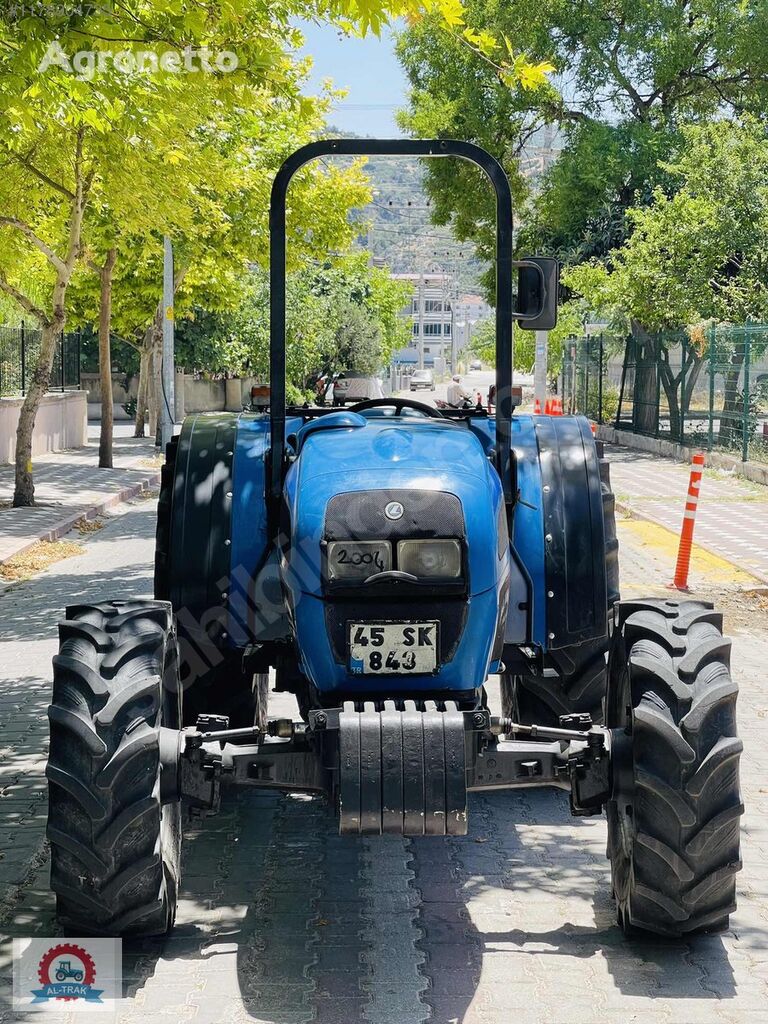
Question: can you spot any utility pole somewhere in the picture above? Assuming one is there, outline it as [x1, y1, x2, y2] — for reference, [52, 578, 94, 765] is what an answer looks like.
[159, 235, 175, 450]
[417, 272, 425, 370]
[534, 329, 548, 412]
[450, 306, 457, 373]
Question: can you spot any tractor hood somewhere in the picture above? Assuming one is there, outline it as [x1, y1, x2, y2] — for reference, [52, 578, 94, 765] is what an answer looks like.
[280, 413, 511, 697]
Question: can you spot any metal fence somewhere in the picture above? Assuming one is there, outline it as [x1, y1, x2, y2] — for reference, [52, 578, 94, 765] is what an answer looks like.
[0, 322, 81, 397]
[561, 325, 768, 464]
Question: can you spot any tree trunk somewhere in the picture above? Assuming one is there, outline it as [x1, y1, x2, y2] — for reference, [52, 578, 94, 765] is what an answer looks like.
[134, 342, 150, 437]
[98, 249, 117, 468]
[630, 322, 659, 435]
[10, 129, 90, 506]
[133, 262, 187, 441]
[718, 347, 745, 449]
[13, 318, 63, 506]
[658, 359, 681, 440]
[683, 355, 704, 411]
[151, 322, 163, 443]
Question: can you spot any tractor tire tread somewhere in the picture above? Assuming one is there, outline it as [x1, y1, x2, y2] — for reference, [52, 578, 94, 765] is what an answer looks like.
[610, 598, 742, 937]
[47, 600, 180, 937]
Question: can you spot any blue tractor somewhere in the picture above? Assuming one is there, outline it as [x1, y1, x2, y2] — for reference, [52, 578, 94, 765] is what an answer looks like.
[46, 140, 742, 940]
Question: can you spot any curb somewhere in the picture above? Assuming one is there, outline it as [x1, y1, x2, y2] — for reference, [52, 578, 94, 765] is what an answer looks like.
[0, 471, 161, 566]
[615, 498, 768, 587]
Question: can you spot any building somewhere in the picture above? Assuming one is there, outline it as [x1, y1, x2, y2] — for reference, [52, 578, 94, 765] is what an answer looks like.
[392, 271, 455, 370]
[452, 293, 492, 354]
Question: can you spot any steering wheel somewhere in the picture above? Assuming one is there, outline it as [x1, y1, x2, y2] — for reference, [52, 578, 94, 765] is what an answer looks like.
[349, 397, 444, 418]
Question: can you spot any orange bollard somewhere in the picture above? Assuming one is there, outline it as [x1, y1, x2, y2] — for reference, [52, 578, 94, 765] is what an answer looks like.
[669, 453, 706, 591]
[534, 397, 542, 414]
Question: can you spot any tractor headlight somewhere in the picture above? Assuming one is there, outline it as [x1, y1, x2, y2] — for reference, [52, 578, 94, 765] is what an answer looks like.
[397, 539, 462, 579]
[327, 540, 392, 580]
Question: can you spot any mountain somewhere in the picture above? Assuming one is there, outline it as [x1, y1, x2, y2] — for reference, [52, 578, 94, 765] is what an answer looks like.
[329, 131, 488, 294]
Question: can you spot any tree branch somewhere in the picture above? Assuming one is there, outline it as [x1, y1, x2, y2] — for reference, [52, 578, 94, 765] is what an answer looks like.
[0, 270, 48, 325]
[536, 98, 595, 124]
[0, 142, 76, 201]
[0, 217, 67, 275]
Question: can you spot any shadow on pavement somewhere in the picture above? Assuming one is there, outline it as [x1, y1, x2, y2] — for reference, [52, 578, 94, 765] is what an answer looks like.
[120, 786, 736, 1024]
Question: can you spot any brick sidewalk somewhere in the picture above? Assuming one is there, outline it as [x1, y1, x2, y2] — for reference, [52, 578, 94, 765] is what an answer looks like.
[0, 424, 161, 564]
[606, 446, 768, 582]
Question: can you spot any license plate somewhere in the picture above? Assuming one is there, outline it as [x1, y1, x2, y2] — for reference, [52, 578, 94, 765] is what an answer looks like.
[348, 621, 439, 675]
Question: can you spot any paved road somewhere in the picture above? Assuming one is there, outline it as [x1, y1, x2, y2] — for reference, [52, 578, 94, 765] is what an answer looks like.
[395, 370, 497, 407]
[607, 446, 768, 584]
[1, 491, 767, 1023]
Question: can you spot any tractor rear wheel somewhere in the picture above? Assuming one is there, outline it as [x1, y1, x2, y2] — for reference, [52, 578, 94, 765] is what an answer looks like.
[47, 600, 182, 937]
[606, 599, 742, 936]
[501, 452, 619, 725]
[500, 638, 611, 726]
[155, 433, 268, 729]
[178, 645, 269, 729]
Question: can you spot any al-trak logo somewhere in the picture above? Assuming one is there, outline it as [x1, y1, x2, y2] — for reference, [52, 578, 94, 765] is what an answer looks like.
[32, 943, 104, 1004]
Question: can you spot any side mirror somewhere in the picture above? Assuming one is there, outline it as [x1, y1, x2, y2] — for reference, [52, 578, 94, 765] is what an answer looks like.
[514, 257, 560, 331]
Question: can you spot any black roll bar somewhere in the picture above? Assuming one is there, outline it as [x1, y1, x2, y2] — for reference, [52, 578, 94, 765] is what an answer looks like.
[269, 138, 516, 521]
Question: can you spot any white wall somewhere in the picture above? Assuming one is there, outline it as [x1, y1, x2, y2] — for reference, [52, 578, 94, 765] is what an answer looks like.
[0, 391, 88, 465]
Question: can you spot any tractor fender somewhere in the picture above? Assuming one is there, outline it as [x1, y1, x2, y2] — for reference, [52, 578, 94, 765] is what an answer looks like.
[469, 414, 609, 651]
[536, 415, 608, 649]
[156, 412, 300, 650]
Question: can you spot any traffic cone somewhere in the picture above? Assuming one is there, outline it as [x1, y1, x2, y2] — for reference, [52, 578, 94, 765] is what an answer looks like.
[668, 453, 706, 591]
[544, 397, 552, 414]
[553, 396, 563, 415]
[534, 397, 542, 414]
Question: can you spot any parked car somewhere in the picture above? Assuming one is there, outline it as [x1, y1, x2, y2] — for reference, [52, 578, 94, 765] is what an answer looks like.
[410, 369, 435, 392]
[332, 371, 385, 406]
[469, 359, 482, 371]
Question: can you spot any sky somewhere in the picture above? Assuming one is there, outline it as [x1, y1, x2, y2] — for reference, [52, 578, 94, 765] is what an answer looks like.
[298, 21, 408, 137]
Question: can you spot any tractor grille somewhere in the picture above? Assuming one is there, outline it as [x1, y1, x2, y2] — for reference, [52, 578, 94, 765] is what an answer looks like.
[323, 489, 468, 667]
[325, 488, 465, 542]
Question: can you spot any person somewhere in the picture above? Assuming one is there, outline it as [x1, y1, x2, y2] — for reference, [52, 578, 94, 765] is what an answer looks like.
[446, 374, 473, 408]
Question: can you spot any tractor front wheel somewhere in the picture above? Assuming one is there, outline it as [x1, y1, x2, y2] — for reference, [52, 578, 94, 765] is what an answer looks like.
[47, 600, 182, 937]
[606, 599, 743, 936]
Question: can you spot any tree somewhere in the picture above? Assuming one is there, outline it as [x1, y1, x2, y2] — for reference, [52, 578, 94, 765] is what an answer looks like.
[397, 0, 768, 284]
[174, 253, 411, 396]
[308, 253, 411, 376]
[0, 119, 93, 504]
[0, 2, 256, 501]
[566, 119, 768, 439]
